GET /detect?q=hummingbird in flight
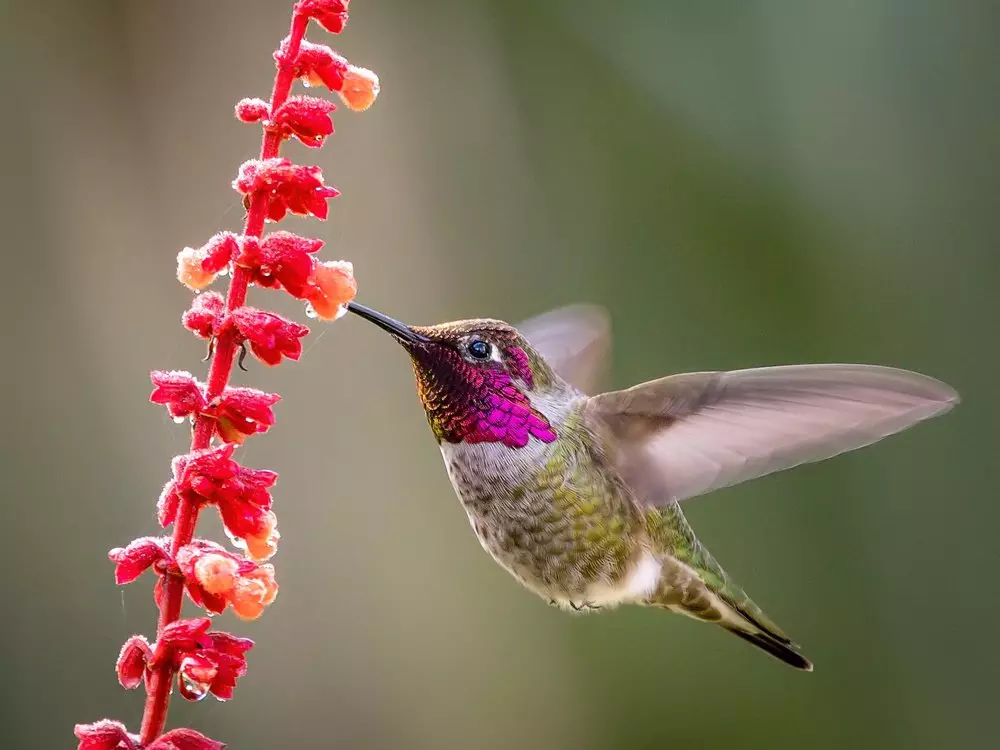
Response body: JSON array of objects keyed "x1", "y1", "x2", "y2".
[{"x1": 346, "y1": 301, "x2": 958, "y2": 670}]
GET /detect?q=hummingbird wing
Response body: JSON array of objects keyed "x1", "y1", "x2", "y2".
[
  {"x1": 517, "y1": 304, "x2": 611, "y2": 394},
  {"x1": 587, "y1": 364, "x2": 958, "y2": 503}
]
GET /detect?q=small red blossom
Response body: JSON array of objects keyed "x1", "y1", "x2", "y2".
[
  {"x1": 182, "y1": 292, "x2": 226, "y2": 340},
  {"x1": 116, "y1": 635, "x2": 153, "y2": 690},
  {"x1": 150, "y1": 618, "x2": 253, "y2": 702},
  {"x1": 158, "y1": 445, "x2": 278, "y2": 556},
  {"x1": 139, "y1": 618, "x2": 252, "y2": 703},
  {"x1": 272, "y1": 96, "x2": 337, "y2": 147},
  {"x1": 305, "y1": 259, "x2": 357, "y2": 320},
  {"x1": 338, "y1": 65, "x2": 380, "y2": 112},
  {"x1": 147, "y1": 728, "x2": 226, "y2": 750},
  {"x1": 279, "y1": 37, "x2": 348, "y2": 91},
  {"x1": 209, "y1": 386, "x2": 281, "y2": 443},
  {"x1": 236, "y1": 96, "x2": 336, "y2": 148},
  {"x1": 150, "y1": 371, "x2": 206, "y2": 421},
  {"x1": 74, "y1": 720, "x2": 138, "y2": 750},
  {"x1": 230, "y1": 307, "x2": 310, "y2": 366},
  {"x1": 234, "y1": 97, "x2": 269, "y2": 124},
  {"x1": 237, "y1": 231, "x2": 324, "y2": 297},
  {"x1": 234, "y1": 158, "x2": 339, "y2": 222},
  {"x1": 297, "y1": 0, "x2": 350, "y2": 34},
  {"x1": 108, "y1": 537, "x2": 171, "y2": 585},
  {"x1": 176, "y1": 233, "x2": 239, "y2": 291}
]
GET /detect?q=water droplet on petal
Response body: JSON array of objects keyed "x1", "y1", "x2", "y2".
[
  {"x1": 304, "y1": 302, "x2": 318, "y2": 319},
  {"x1": 179, "y1": 670, "x2": 210, "y2": 701},
  {"x1": 217, "y1": 264, "x2": 229, "y2": 277},
  {"x1": 172, "y1": 415, "x2": 187, "y2": 424}
]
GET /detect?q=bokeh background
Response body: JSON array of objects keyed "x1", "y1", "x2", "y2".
[{"x1": 2, "y1": 1, "x2": 998, "y2": 748}]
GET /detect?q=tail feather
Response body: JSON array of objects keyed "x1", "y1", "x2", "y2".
[{"x1": 725, "y1": 626, "x2": 813, "y2": 671}]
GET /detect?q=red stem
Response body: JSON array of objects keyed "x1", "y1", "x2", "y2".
[{"x1": 138, "y1": 10, "x2": 310, "y2": 745}]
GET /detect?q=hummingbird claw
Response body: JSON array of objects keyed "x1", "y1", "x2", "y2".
[
  {"x1": 202, "y1": 337, "x2": 216, "y2": 363},
  {"x1": 237, "y1": 343, "x2": 249, "y2": 371}
]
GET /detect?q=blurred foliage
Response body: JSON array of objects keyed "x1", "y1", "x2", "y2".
[{"x1": 1, "y1": 1, "x2": 997, "y2": 748}]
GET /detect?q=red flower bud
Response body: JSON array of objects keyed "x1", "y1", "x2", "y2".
[
  {"x1": 270, "y1": 95, "x2": 337, "y2": 147},
  {"x1": 230, "y1": 307, "x2": 310, "y2": 366},
  {"x1": 234, "y1": 97, "x2": 269, "y2": 123},
  {"x1": 108, "y1": 537, "x2": 171, "y2": 585},
  {"x1": 210, "y1": 386, "x2": 281, "y2": 444},
  {"x1": 74, "y1": 719, "x2": 138, "y2": 750},
  {"x1": 147, "y1": 728, "x2": 226, "y2": 750},
  {"x1": 296, "y1": 0, "x2": 350, "y2": 34},
  {"x1": 279, "y1": 38, "x2": 348, "y2": 92},
  {"x1": 116, "y1": 635, "x2": 152, "y2": 690},
  {"x1": 182, "y1": 292, "x2": 225, "y2": 340},
  {"x1": 149, "y1": 371, "x2": 206, "y2": 421}
]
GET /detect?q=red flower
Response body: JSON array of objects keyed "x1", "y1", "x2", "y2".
[
  {"x1": 181, "y1": 292, "x2": 225, "y2": 340},
  {"x1": 209, "y1": 386, "x2": 281, "y2": 443},
  {"x1": 237, "y1": 231, "x2": 324, "y2": 297},
  {"x1": 279, "y1": 38, "x2": 348, "y2": 92},
  {"x1": 158, "y1": 445, "x2": 279, "y2": 557},
  {"x1": 150, "y1": 371, "x2": 206, "y2": 421},
  {"x1": 147, "y1": 728, "x2": 225, "y2": 750},
  {"x1": 148, "y1": 618, "x2": 253, "y2": 702},
  {"x1": 297, "y1": 0, "x2": 350, "y2": 34},
  {"x1": 233, "y1": 158, "x2": 339, "y2": 222},
  {"x1": 236, "y1": 96, "x2": 336, "y2": 148},
  {"x1": 116, "y1": 635, "x2": 153, "y2": 690},
  {"x1": 74, "y1": 720, "x2": 138, "y2": 750},
  {"x1": 230, "y1": 307, "x2": 310, "y2": 366},
  {"x1": 304, "y1": 260, "x2": 357, "y2": 320},
  {"x1": 108, "y1": 537, "x2": 171, "y2": 584},
  {"x1": 176, "y1": 233, "x2": 239, "y2": 291}
]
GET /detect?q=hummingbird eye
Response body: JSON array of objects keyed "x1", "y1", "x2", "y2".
[{"x1": 466, "y1": 338, "x2": 492, "y2": 361}]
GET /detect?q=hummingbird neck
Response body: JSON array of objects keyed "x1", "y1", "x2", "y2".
[{"x1": 410, "y1": 345, "x2": 561, "y2": 450}]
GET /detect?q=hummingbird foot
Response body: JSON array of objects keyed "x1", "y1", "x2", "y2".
[
  {"x1": 202, "y1": 337, "x2": 216, "y2": 363},
  {"x1": 568, "y1": 600, "x2": 602, "y2": 613},
  {"x1": 237, "y1": 342, "x2": 249, "y2": 371}
]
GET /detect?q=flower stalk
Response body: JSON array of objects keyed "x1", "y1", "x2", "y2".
[{"x1": 75, "y1": 2, "x2": 376, "y2": 748}]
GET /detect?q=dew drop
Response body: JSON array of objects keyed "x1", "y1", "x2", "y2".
[
  {"x1": 217, "y1": 264, "x2": 229, "y2": 277},
  {"x1": 179, "y1": 671, "x2": 210, "y2": 701},
  {"x1": 304, "y1": 302, "x2": 318, "y2": 319},
  {"x1": 172, "y1": 415, "x2": 186, "y2": 424}
]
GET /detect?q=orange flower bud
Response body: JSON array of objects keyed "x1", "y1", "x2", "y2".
[
  {"x1": 306, "y1": 260, "x2": 356, "y2": 320},
  {"x1": 230, "y1": 564, "x2": 279, "y2": 621},
  {"x1": 337, "y1": 65, "x2": 379, "y2": 112}
]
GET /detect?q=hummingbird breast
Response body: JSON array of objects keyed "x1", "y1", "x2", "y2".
[{"x1": 440, "y1": 403, "x2": 649, "y2": 607}]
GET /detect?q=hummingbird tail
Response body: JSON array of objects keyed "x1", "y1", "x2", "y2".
[{"x1": 722, "y1": 624, "x2": 813, "y2": 672}]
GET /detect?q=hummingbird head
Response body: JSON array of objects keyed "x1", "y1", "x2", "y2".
[{"x1": 347, "y1": 302, "x2": 563, "y2": 448}]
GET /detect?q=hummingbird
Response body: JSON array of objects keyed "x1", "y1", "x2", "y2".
[{"x1": 347, "y1": 301, "x2": 958, "y2": 671}]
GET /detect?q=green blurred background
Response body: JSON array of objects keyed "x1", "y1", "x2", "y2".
[{"x1": 2, "y1": 1, "x2": 998, "y2": 748}]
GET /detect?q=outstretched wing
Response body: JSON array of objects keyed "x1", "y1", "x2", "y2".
[
  {"x1": 517, "y1": 304, "x2": 611, "y2": 394},
  {"x1": 588, "y1": 364, "x2": 958, "y2": 503}
]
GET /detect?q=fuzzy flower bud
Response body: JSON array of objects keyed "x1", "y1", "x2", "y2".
[
  {"x1": 338, "y1": 65, "x2": 380, "y2": 111},
  {"x1": 305, "y1": 260, "x2": 357, "y2": 320}
]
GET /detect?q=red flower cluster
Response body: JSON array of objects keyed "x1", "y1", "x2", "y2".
[
  {"x1": 81, "y1": 1, "x2": 378, "y2": 746},
  {"x1": 115, "y1": 618, "x2": 253, "y2": 702},
  {"x1": 156, "y1": 443, "x2": 279, "y2": 559},
  {"x1": 150, "y1": 371, "x2": 280, "y2": 442},
  {"x1": 74, "y1": 721, "x2": 223, "y2": 750},
  {"x1": 109, "y1": 536, "x2": 278, "y2": 618}
]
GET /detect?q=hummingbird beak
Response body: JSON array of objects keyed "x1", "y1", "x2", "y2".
[{"x1": 346, "y1": 301, "x2": 430, "y2": 346}]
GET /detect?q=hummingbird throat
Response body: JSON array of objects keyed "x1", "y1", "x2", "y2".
[{"x1": 412, "y1": 345, "x2": 558, "y2": 449}]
